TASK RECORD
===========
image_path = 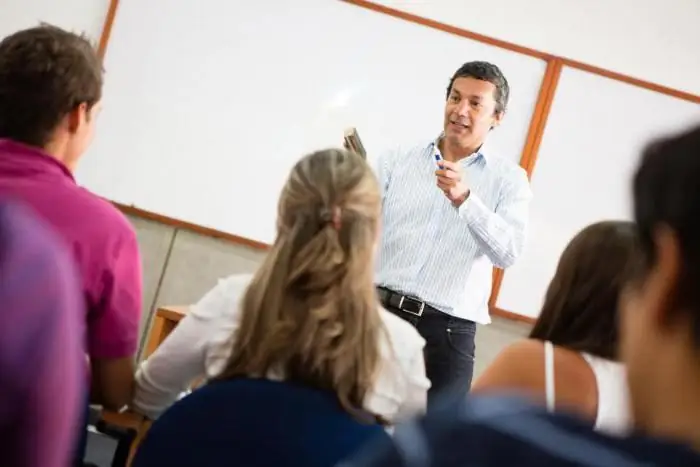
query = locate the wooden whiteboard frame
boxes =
[97,0,700,324]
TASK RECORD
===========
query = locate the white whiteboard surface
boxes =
[497,67,700,318]
[77,0,546,244]
[1,0,109,43]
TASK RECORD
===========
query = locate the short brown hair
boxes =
[0,24,102,148]
[529,221,642,360]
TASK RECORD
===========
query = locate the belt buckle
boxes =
[398,295,425,316]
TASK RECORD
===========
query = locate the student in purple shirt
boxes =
[0,200,85,467]
[0,25,142,411]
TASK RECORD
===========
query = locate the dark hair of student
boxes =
[631,124,700,349]
[529,220,642,360]
[0,24,102,148]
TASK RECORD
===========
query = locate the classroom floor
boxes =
[84,431,118,466]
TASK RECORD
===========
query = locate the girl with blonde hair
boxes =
[132,148,430,424]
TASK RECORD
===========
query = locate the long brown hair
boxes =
[529,221,642,360]
[217,148,383,420]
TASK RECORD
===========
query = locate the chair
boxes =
[131,379,389,467]
[79,406,139,467]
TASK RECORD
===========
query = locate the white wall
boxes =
[373,0,700,96]
[1,0,110,43]
[4,0,696,95]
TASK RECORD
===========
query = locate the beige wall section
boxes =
[155,229,266,307]
[126,214,531,377]
[126,215,176,343]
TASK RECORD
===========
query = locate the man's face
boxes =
[443,77,502,151]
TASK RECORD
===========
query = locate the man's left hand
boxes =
[436,160,470,207]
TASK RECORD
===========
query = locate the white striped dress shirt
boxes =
[374,135,532,324]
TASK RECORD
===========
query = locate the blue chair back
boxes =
[131,378,388,467]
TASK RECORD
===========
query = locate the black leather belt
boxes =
[377,287,436,317]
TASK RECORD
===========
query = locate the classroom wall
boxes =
[373,0,700,96]
[10,0,697,95]
[3,0,694,362]
[126,212,530,377]
[0,0,109,43]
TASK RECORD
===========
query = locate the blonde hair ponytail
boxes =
[218,148,383,421]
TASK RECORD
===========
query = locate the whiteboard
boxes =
[497,66,700,318]
[0,0,109,43]
[77,0,546,244]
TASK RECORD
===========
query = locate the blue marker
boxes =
[434,152,443,169]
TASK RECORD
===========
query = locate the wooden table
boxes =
[99,305,189,465]
[142,305,189,358]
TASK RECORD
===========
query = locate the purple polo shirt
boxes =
[0,139,142,359]
[0,199,85,467]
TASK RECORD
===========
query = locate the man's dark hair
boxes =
[632,124,700,348]
[0,24,103,148]
[446,61,510,114]
[529,221,642,360]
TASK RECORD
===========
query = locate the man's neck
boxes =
[439,138,482,163]
[43,140,75,172]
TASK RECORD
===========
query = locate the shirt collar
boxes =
[431,133,489,164]
[0,139,75,182]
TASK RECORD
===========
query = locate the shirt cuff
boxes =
[457,191,488,225]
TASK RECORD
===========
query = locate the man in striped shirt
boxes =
[346,125,700,466]
[375,61,532,404]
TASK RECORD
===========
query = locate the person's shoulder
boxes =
[472,339,545,392]
[484,151,528,180]
[380,138,434,163]
[73,187,137,241]
[189,273,254,321]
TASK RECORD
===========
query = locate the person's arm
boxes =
[372,146,403,204]
[89,227,142,411]
[132,275,247,419]
[395,347,430,420]
[457,167,532,268]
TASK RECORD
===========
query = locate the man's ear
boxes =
[66,102,88,134]
[490,110,504,131]
[647,225,682,329]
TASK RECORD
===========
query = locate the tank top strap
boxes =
[544,340,555,412]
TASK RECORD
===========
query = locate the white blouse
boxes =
[133,274,431,423]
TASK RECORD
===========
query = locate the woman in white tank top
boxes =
[473,221,641,435]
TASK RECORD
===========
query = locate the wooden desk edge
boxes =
[156,305,189,322]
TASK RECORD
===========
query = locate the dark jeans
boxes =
[385,305,476,408]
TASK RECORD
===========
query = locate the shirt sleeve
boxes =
[395,347,430,421]
[458,166,532,268]
[132,275,248,419]
[0,201,85,467]
[88,225,142,359]
[372,146,402,204]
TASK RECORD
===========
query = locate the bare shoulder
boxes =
[472,339,546,392]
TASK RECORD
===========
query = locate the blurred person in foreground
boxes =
[0,200,85,467]
[344,125,700,466]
